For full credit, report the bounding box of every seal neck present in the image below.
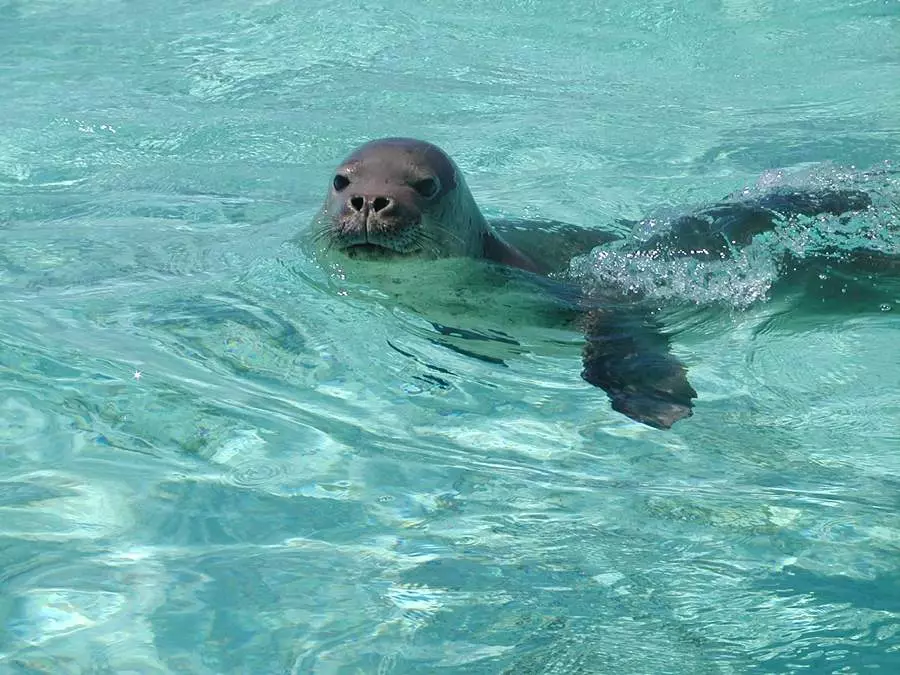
[482,230,545,275]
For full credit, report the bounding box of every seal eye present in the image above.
[412,177,439,199]
[333,174,350,192]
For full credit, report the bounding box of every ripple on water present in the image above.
[0,395,49,446]
[8,589,126,645]
[1,532,178,673]
[744,312,900,443]
[0,470,133,542]
[199,423,357,501]
[747,319,863,399]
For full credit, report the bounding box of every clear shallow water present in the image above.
[1,0,900,672]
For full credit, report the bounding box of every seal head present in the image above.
[314,137,490,260]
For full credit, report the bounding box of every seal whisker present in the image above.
[420,221,469,247]
[310,223,334,245]
[412,230,451,257]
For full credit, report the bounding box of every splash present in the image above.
[570,163,900,309]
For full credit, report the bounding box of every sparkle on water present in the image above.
[1,0,899,673]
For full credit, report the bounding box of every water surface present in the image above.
[1,0,899,672]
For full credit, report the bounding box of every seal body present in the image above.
[309,137,873,430]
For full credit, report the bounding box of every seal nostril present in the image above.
[372,197,391,212]
[349,196,364,212]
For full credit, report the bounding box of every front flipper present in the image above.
[580,308,696,429]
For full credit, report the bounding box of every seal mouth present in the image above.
[343,243,417,259]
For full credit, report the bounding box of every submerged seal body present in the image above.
[310,137,873,430]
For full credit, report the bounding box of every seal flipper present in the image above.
[580,309,696,429]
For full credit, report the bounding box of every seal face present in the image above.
[314,137,490,261]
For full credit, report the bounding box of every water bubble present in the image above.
[880,304,892,312]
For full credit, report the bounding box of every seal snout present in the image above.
[332,189,421,254]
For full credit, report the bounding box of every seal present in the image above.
[309,137,873,429]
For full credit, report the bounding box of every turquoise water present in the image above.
[2,0,900,672]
